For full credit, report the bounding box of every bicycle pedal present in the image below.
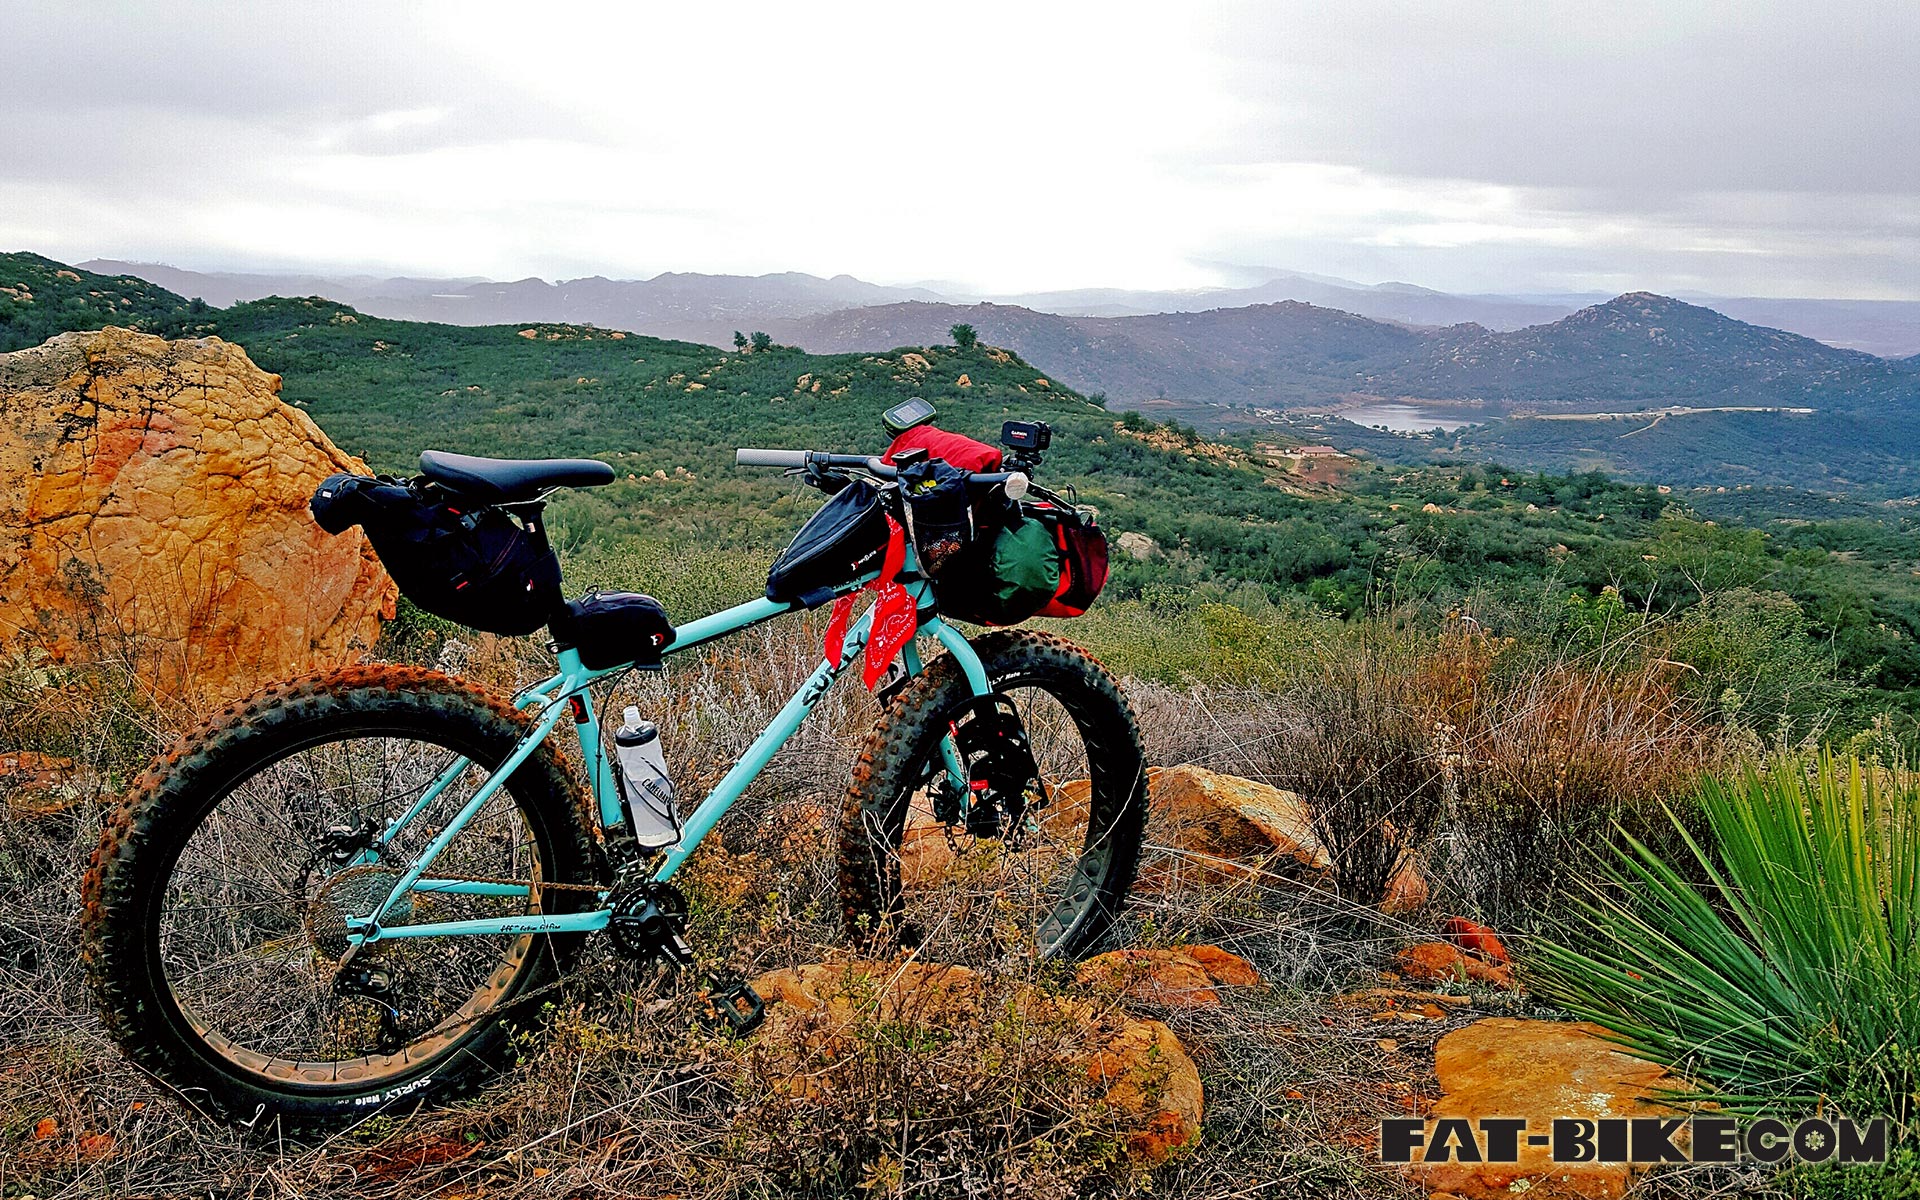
[701,977,766,1035]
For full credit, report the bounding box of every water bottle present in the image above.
[614,706,679,849]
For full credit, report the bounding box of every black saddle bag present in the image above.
[766,479,891,607]
[311,473,562,636]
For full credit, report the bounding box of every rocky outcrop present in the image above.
[1147,765,1429,912]
[747,960,1204,1165]
[1399,1019,1686,1199]
[1115,531,1157,560]
[0,328,395,703]
[1076,945,1264,1009]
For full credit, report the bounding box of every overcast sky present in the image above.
[3,1,1914,298]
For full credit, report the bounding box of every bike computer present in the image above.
[883,397,938,435]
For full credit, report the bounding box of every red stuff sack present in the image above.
[1035,506,1109,618]
[885,426,1003,473]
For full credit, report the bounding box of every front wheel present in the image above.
[838,630,1148,962]
[81,666,598,1126]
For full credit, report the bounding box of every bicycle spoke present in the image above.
[158,729,549,1076]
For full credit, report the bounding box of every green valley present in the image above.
[6,251,1920,729]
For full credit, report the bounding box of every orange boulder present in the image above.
[1144,764,1429,912]
[0,328,395,704]
[1393,942,1516,990]
[1442,916,1511,965]
[1076,945,1264,1009]
[1399,1018,1687,1199]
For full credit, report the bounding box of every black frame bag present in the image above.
[765,479,891,607]
[311,473,562,636]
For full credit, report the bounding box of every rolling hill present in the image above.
[1370,292,1897,407]
[7,250,1920,708]
[0,252,208,352]
[769,299,1427,404]
[781,291,1911,412]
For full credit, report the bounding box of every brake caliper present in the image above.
[949,694,1042,839]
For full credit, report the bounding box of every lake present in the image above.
[1337,403,1480,433]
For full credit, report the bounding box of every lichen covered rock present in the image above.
[0,327,395,702]
[747,959,1204,1165]
[1400,1018,1687,1199]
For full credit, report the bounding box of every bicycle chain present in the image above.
[331,877,764,1048]
[406,870,608,895]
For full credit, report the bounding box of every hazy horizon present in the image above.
[5,1,1913,302]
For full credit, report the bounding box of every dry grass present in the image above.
[0,608,1746,1199]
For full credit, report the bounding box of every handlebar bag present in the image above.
[766,478,891,607]
[934,507,1058,626]
[897,458,975,576]
[934,502,1110,625]
[551,590,675,669]
[310,473,562,636]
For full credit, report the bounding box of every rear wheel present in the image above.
[838,631,1148,962]
[81,667,597,1126]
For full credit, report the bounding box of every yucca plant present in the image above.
[1533,752,1919,1121]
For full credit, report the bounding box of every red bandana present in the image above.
[824,514,918,690]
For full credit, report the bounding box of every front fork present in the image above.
[897,639,972,796]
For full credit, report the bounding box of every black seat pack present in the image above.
[310,473,562,636]
[766,479,891,607]
[552,591,675,669]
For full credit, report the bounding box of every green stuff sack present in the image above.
[938,509,1062,626]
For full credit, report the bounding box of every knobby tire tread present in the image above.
[80,665,596,1128]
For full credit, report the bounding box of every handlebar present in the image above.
[734,448,809,468]
[735,447,1029,498]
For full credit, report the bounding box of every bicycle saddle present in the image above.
[418,450,616,504]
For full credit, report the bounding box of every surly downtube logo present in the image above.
[1381,1116,1890,1166]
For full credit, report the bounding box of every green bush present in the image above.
[1534,753,1919,1122]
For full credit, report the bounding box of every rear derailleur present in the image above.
[605,876,764,1034]
[332,962,409,1054]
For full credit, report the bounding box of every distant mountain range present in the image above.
[77,259,944,347]
[8,251,1919,495]
[770,292,1913,417]
[77,258,1920,359]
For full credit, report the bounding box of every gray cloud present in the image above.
[1,0,1912,298]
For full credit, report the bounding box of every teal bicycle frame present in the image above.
[343,541,990,950]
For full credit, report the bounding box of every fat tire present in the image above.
[80,665,597,1128]
[838,630,1148,960]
